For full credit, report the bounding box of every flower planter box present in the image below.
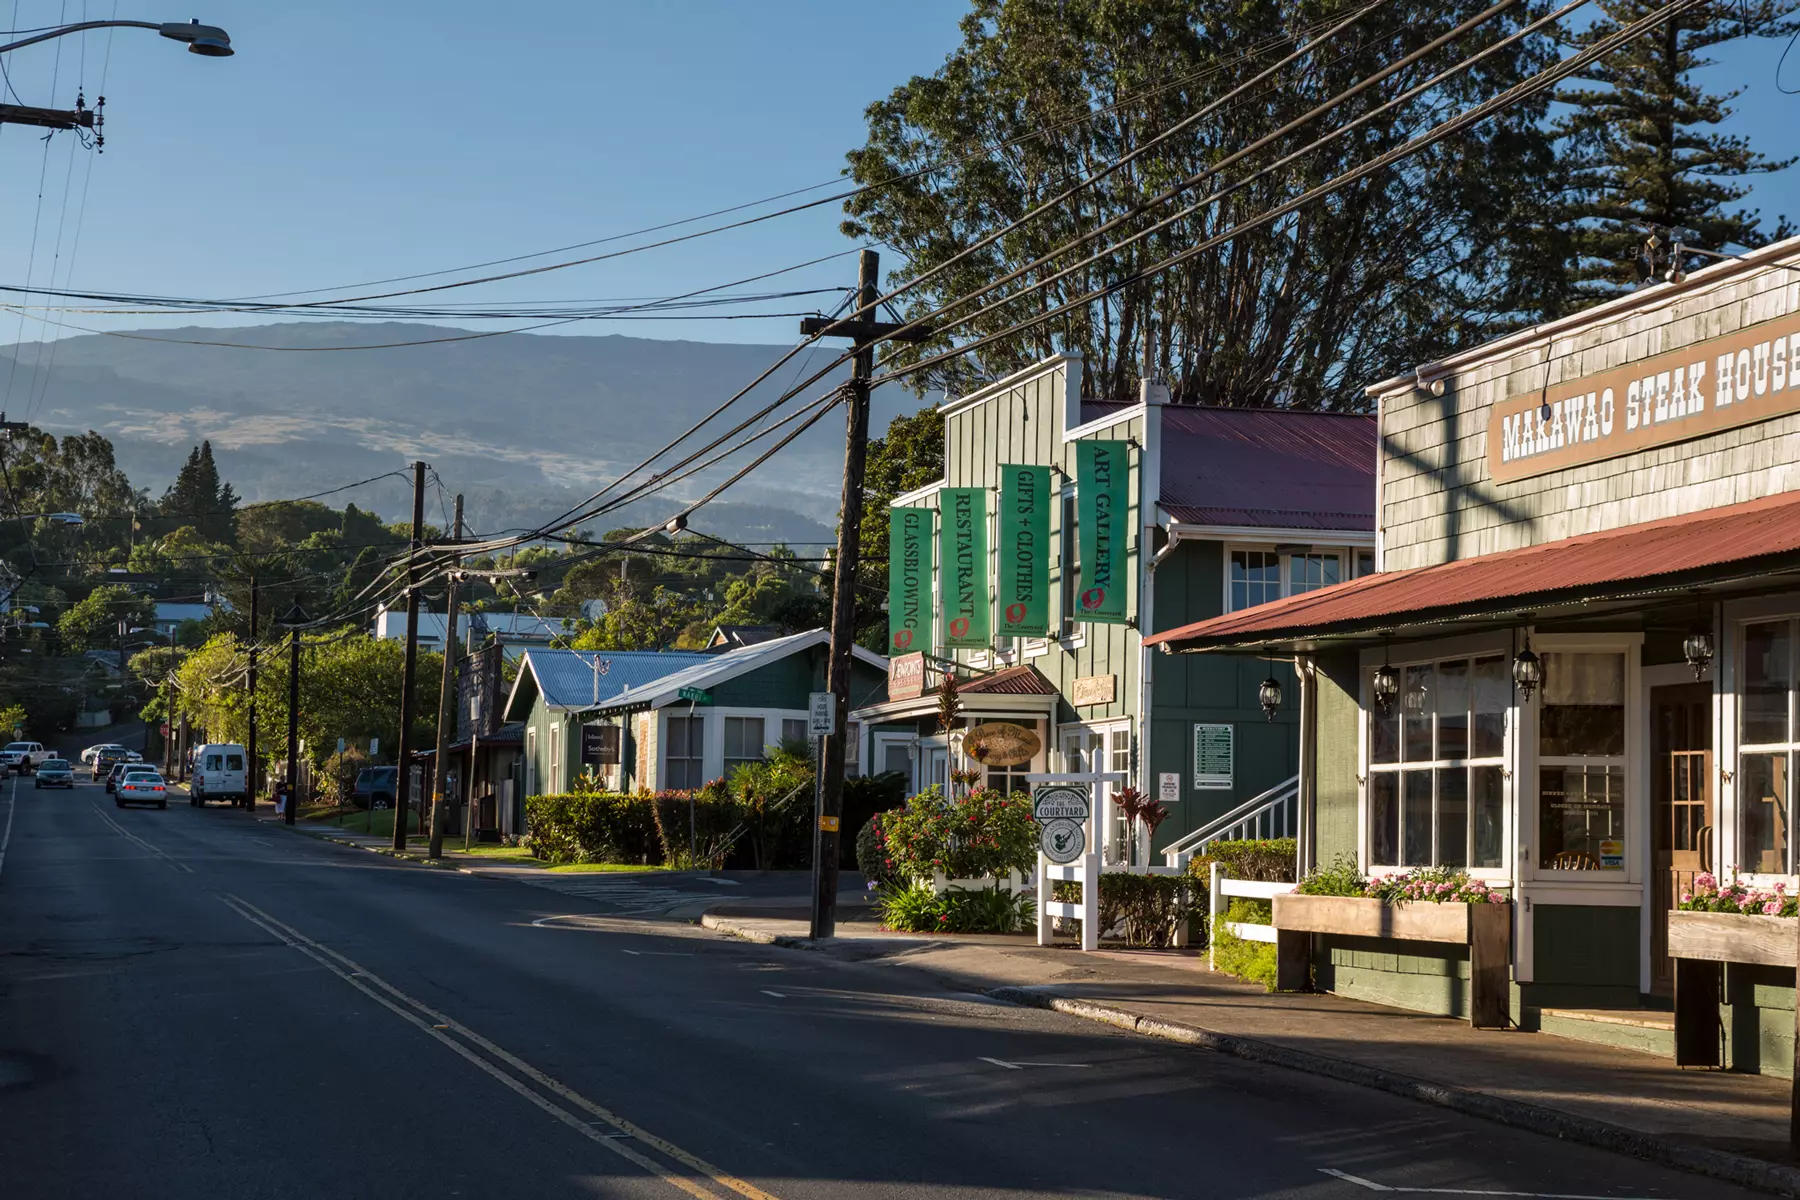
[1271,893,1512,1029]
[1666,909,1799,1079]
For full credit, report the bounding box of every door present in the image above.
[1651,682,1713,994]
[1058,725,1133,863]
[919,737,948,796]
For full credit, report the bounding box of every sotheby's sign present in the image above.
[1487,304,1800,484]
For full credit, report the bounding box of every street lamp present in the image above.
[1,18,233,58]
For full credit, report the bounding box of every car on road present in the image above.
[191,743,248,807]
[91,748,130,781]
[352,766,397,811]
[104,761,152,794]
[32,759,74,789]
[115,770,168,809]
[81,743,125,765]
[0,742,50,773]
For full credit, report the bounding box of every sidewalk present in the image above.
[702,909,1800,1197]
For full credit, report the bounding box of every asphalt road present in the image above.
[0,773,1768,1200]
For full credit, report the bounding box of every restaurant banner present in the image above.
[939,487,990,648]
[996,464,1050,638]
[887,506,934,654]
[1076,440,1130,624]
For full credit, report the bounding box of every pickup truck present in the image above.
[0,742,51,773]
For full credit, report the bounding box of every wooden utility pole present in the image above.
[428,494,464,858]
[244,575,258,810]
[280,603,309,827]
[392,461,429,852]
[800,249,930,938]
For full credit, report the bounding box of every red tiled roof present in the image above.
[1145,491,1800,651]
[959,665,1058,695]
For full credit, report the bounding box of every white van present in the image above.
[190,743,249,807]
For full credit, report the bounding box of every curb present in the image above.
[698,914,1800,1197]
[264,820,459,871]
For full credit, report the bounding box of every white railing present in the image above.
[1161,774,1299,868]
[1207,862,1294,970]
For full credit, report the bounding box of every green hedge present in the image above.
[523,792,660,865]
[1189,837,1297,884]
[1048,873,1195,948]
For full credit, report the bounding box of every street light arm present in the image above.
[0,20,160,55]
[1,19,231,57]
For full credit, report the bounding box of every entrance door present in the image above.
[1058,725,1132,863]
[1651,682,1713,994]
[919,738,948,796]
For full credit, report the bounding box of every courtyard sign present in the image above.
[1488,304,1800,484]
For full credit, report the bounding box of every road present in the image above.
[0,772,1764,1199]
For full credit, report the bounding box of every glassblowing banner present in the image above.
[1076,440,1130,624]
[887,506,934,654]
[996,464,1050,638]
[939,487,990,648]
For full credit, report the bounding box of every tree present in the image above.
[160,441,239,544]
[841,0,1568,409]
[56,584,155,654]
[1552,3,1797,299]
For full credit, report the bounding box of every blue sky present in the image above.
[0,1,1796,354]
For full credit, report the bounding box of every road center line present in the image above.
[1318,1168,1664,1198]
[218,892,776,1200]
[91,803,193,873]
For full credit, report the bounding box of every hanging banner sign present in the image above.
[1076,440,1130,624]
[939,487,990,648]
[888,506,935,654]
[996,464,1050,638]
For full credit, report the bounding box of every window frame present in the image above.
[722,715,766,779]
[1737,613,1800,876]
[1223,544,1348,613]
[663,712,706,791]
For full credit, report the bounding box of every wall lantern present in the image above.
[1372,660,1399,715]
[1513,635,1543,702]
[1258,675,1283,722]
[1683,629,1714,681]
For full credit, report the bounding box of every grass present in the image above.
[299,805,428,841]
[546,863,670,874]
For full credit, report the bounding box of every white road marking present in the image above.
[761,990,787,999]
[1319,1169,1663,1198]
[621,949,642,955]
[91,803,194,872]
[979,1057,1091,1070]
[696,878,740,886]
[0,775,15,882]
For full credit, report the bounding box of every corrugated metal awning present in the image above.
[1145,491,1800,652]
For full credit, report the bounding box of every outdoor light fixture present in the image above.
[1513,635,1543,702]
[1258,674,1283,722]
[1684,629,1714,680]
[1372,659,1399,715]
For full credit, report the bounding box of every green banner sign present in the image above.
[1076,440,1130,624]
[887,506,934,654]
[939,487,990,648]
[997,464,1050,637]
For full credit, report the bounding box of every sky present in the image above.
[0,1,1796,360]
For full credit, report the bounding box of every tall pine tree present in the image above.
[160,441,239,544]
[1554,3,1797,301]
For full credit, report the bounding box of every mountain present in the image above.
[0,322,929,544]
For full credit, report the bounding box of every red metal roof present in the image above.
[1159,406,1376,533]
[959,665,1058,695]
[1145,491,1800,651]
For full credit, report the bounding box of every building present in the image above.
[852,355,1376,865]
[503,629,887,802]
[1148,235,1800,1062]
[373,605,568,657]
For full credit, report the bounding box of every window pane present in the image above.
[1471,765,1504,868]
[1402,664,1433,762]
[1403,771,1433,867]
[1436,768,1468,868]
[1540,764,1625,871]
[1472,656,1508,758]
[1540,653,1625,757]
[724,717,763,761]
[782,718,808,745]
[1743,621,1793,746]
[1370,773,1399,866]
[1437,658,1469,762]
[1740,751,1791,874]
[881,743,910,776]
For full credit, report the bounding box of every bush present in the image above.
[728,743,814,869]
[875,785,1036,884]
[1293,860,1509,905]
[1189,838,1297,885]
[876,883,1034,934]
[320,747,368,809]
[842,770,907,867]
[524,791,659,865]
[1048,873,1194,947]
[1210,898,1278,989]
[855,816,900,892]
[1294,855,1366,896]
[650,780,738,870]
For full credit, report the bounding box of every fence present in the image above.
[1207,862,1294,970]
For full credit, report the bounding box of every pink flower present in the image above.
[1766,901,1784,916]
[1694,872,1717,891]
[1488,893,1506,904]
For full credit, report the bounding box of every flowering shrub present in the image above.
[873,785,1037,885]
[1679,872,1800,917]
[1293,862,1507,904]
[876,883,1034,934]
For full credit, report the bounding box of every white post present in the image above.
[1209,861,1224,971]
[1036,852,1053,947]
[1081,851,1100,951]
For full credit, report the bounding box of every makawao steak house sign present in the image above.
[1487,303,1800,484]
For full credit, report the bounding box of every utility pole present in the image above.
[428,494,464,859]
[245,575,258,810]
[280,604,309,827]
[800,249,930,938]
[392,460,428,852]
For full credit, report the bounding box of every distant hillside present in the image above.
[0,322,928,544]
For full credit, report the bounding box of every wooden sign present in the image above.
[888,652,926,701]
[1071,674,1115,706]
[1488,303,1800,484]
[962,721,1041,767]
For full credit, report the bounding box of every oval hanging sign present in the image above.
[962,721,1042,767]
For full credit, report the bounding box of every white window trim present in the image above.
[1224,543,1350,614]
[661,705,812,786]
[1725,597,1800,887]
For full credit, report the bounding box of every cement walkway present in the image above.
[702,908,1800,1197]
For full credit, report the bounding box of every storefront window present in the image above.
[1741,619,1798,873]
[1537,652,1626,871]
[1367,654,1508,870]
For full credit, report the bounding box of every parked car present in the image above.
[91,748,129,781]
[115,770,168,809]
[352,766,397,811]
[81,743,125,764]
[32,759,74,789]
[190,743,249,807]
[0,742,49,773]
